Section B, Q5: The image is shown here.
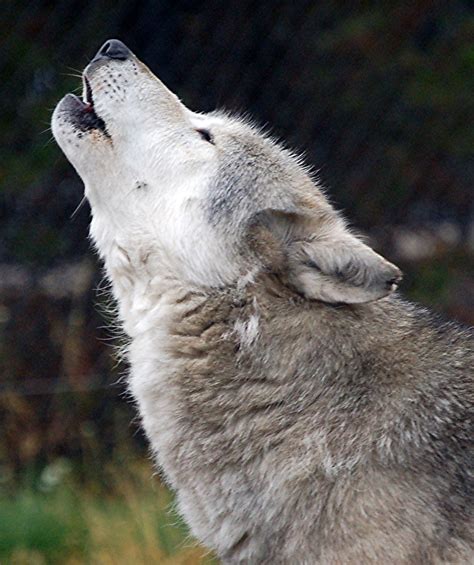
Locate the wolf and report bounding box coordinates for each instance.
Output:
[52,40,473,563]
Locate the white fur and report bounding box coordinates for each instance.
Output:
[51,47,452,564]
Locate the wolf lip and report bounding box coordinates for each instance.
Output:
[61,82,108,137]
[83,75,94,106]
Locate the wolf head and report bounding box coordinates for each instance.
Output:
[52,39,401,305]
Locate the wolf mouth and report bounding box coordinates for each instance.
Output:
[62,75,109,136]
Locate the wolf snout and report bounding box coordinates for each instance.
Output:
[91,39,131,64]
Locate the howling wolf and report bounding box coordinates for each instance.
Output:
[53,40,473,564]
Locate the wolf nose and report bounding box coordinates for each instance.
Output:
[92,39,130,63]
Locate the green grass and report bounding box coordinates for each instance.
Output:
[0,460,215,564]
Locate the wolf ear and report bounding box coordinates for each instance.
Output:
[255,209,402,304]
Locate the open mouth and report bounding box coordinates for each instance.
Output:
[79,75,108,134]
[62,75,109,136]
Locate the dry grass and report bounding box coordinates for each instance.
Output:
[1,459,216,565]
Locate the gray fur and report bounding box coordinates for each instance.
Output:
[141,282,473,564]
[52,43,474,564]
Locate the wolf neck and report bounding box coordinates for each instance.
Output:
[89,210,246,336]
[97,236,256,339]
[105,254,196,338]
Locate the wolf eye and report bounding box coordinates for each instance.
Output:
[196,128,214,144]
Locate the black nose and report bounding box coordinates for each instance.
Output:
[92,39,130,63]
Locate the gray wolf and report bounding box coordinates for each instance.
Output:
[52,39,473,563]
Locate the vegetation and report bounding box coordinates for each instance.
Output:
[0,459,214,564]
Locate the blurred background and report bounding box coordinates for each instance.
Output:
[1,1,473,563]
